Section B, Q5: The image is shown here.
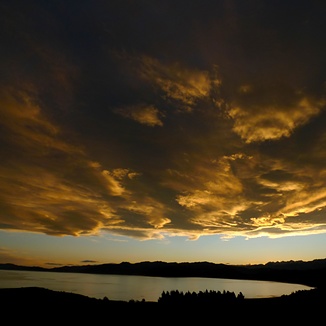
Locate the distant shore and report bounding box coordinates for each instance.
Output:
[2,258,326,288]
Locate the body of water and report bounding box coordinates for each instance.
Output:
[0,269,313,302]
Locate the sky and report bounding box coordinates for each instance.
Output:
[1,0,326,268]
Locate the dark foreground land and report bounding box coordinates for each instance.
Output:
[0,286,325,323]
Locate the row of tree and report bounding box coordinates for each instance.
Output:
[157,289,245,304]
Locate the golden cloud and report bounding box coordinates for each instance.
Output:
[0,89,80,154]
[115,104,164,126]
[0,89,163,237]
[1,83,326,241]
[162,148,326,239]
[138,56,217,110]
[228,97,321,143]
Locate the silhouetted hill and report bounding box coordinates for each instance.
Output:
[0,286,325,323]
[1,258,326,288]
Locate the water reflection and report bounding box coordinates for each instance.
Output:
[0,270,313,302]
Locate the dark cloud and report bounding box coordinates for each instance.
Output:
[1,0,326,241]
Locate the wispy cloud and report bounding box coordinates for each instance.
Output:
[115,104,164,126]
[138,56,213,109]
[228,89,322,143]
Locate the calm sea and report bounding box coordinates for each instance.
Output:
[0,269,313,302]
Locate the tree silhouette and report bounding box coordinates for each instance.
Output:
[158,289,245,305]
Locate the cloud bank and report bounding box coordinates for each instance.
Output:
[1,0,326,241]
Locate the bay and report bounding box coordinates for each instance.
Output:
[0,269,313,302]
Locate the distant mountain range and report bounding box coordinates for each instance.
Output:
[1,258,326,288]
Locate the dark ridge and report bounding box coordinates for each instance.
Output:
[1,258,326,288]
